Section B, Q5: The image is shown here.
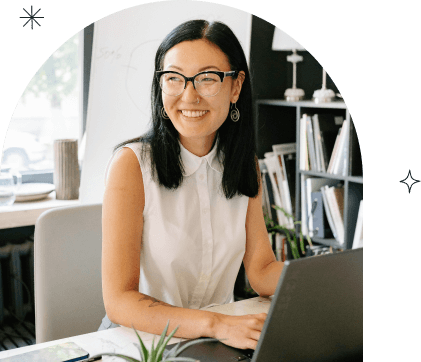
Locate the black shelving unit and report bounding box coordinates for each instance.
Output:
[256,99,363,251]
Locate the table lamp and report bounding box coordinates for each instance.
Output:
[313,68,335,103]
[272,27,306,101]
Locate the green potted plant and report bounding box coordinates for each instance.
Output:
[265,205,312,260]
[90,320,218,362]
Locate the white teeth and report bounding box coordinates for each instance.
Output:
[181,110,208,118]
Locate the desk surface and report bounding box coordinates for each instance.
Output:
[0,191,79,229]
[0,297,272,360]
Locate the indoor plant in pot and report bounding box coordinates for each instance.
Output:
[266,205,312,260]
[90,320,218,362]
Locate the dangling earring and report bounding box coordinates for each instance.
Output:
[230,102,240,122]
[161,106,169,119]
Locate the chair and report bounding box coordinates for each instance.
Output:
[34,203,105,343]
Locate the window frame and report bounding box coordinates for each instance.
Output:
[16,23,94,184]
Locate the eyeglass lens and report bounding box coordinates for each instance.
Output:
[159,72,222,97]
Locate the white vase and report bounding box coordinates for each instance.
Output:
[54,139,80,200]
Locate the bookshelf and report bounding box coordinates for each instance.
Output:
[256,99,363,252]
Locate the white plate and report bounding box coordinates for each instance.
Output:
[15,183,55,202]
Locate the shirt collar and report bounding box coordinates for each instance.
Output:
[179,139,223,176]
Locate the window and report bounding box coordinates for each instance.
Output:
[1,25,93,183]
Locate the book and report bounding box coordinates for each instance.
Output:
[299,114,310,171]
[263,154,288,227]
[261,162,278,225]
[259,160,269,216]
[327,128,342,173]
[312,114,323,172]
[301,174,308,236]
[320,186,338,241]
[324,185,345,245]
[328,119,350,176]
[332,119,350,176]
[352,200,363,249]
[310,191,325,238]
[260,170,270,219]
[272,143,296,155]
[272,143,296,226]
[282,152,296,216]
[306,115,317,171]
[305,178,339,237]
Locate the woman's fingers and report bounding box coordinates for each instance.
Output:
[215,312,268,350]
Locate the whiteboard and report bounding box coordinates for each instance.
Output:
[80,0,252,204]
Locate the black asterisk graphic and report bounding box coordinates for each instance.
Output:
[20,6,44,29]
[400,170,420,193]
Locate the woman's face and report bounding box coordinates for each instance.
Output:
[161,39,244,152]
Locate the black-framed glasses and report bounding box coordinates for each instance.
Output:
[156,70,238,97]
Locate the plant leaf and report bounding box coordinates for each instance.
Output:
[90,352,141,362]
[155,320,171,361]
[157,320,170,348]
[133,327,149,361]
[148,336,156,362]
[166,341,181,358]
[156,325,179,360]
[174,338,219,357]
[271,205,294,219]
[163,357,199,362]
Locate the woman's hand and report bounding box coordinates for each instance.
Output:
[211,312,267,350]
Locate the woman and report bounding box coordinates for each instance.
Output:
[100,19,284,350]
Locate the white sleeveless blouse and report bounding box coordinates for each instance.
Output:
[105,141,249,309]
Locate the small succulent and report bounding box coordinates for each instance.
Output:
[90,320,218,362]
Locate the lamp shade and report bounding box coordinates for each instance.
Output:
[272,27,305,51]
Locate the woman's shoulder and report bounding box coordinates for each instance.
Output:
[104,146,143,192]
[104,141,151,185]
[117,141,152,168]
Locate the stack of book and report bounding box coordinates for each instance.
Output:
[300,177,346,245]
[300,113,350,177]
[260,141,361,251]
[260,143,296,230]
[259,143,296,261]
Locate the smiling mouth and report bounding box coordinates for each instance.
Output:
[180,110,209,118]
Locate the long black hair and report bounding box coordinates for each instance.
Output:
[115,19,258,199]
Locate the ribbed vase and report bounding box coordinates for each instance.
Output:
[54,139,80,200]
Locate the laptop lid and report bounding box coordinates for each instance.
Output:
[253,247,363,362]
[166,248,363,362]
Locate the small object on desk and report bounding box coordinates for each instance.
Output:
[54,139,80,200]
[14,182,55,202]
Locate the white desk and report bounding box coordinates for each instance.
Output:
[0,296,272,360]
[0,192,79,229]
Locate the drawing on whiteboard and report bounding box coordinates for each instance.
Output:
[123,39,162,117]
[97,46,122,62]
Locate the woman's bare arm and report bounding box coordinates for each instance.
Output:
[243,164,284,297]
[102,147,266,349]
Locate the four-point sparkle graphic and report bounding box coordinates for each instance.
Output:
[400,170,420,193]
[20,6,44,29]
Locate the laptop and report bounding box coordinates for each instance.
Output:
[165,248,363,362]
